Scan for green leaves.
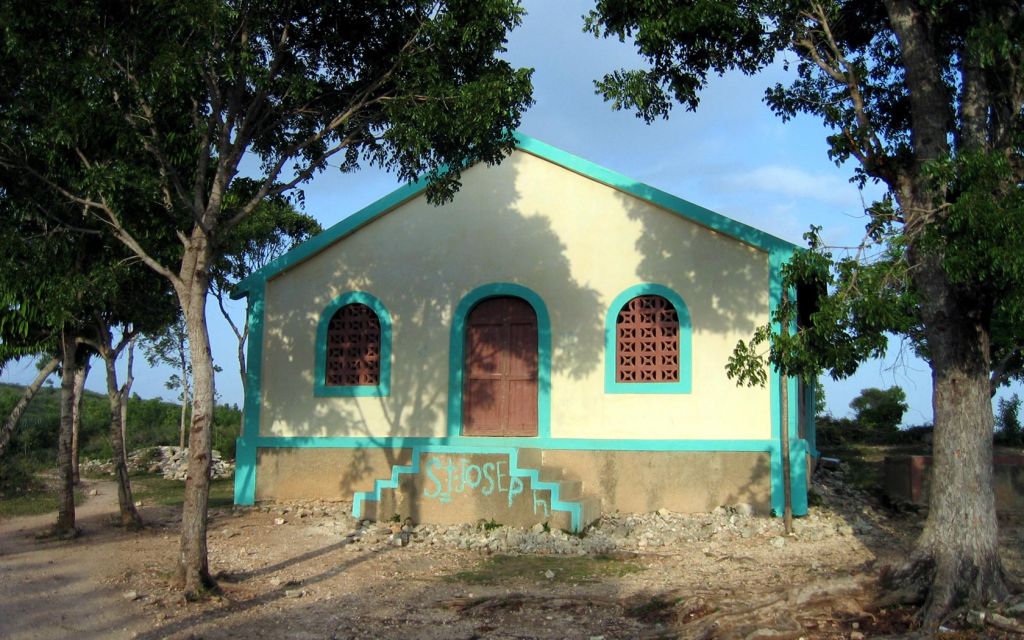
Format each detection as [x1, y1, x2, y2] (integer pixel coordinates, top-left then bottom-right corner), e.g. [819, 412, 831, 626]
[585, 0, 782, 120]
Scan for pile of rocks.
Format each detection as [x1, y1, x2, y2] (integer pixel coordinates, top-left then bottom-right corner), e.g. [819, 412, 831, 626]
[80, 446, 234, 480]
[254, 492, 875, 556]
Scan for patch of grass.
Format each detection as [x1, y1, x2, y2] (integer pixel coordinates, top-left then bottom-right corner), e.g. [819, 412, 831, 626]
[130, 475, 234, 508]
[0, 487, 85, 517]
[450, 553, 642, 584]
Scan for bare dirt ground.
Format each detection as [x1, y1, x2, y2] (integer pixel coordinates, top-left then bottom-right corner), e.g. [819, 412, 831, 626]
[1, 474, 1022, 640]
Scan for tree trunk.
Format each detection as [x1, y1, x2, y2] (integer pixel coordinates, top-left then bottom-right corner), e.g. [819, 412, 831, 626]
[879, 2, 1010, 625]
[178, 331, 190, 449]
[0, 355, 59, 460]
[71, 357, 91, 485]
[55, 333, 78, 537]
[121, 335, 136, 460]
[175, 235, 217, 599]
[102, 343, 142, 529]
[885, 217, 1010, 626]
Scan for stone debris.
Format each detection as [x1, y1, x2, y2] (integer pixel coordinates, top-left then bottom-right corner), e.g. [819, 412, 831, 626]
[80, 446, 234, 480]
[231, 457, 897, 559]
[255, 491, 882, 559]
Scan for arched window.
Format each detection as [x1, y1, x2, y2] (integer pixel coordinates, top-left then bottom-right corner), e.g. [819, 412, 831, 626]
[604, 284, 692, 394]
[326, 303, 381, 386]
[315, 292, 392, 397]
[615, 295, 679, 383]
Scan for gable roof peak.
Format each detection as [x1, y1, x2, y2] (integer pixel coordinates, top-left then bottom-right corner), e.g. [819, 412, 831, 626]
[232, 133, 797, 298]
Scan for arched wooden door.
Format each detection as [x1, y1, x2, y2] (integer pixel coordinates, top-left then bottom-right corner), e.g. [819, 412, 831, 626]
[463, 297, 538, 437]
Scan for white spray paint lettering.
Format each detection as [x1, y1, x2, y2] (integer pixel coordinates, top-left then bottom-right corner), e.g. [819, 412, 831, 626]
[422, 455, 547, 513]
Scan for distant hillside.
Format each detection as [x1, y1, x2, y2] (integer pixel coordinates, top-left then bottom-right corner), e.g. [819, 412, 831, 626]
[0, 382, 241, 463]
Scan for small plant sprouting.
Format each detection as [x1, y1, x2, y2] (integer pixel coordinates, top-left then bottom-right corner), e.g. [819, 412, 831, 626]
[476, 518, 502, 531]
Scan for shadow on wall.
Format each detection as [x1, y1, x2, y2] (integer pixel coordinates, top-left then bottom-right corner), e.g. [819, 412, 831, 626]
[257, 159, 606, 512]
[256, 155, 775, 515]
[617, 187, 769, 339]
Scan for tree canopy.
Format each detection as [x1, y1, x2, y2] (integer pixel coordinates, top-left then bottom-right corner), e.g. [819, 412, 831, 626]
[588, 0, 1023, 625]
[850, 386, 908, 432]
[1, 0, 534, 597]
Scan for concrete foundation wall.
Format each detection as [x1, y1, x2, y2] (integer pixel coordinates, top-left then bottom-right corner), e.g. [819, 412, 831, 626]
[883, 454, 1024, 512]
[256, 448, 411, 501]
[255, 447, 772, 519]
[369, 452, 558, 527]
[543, 450, 771, 514]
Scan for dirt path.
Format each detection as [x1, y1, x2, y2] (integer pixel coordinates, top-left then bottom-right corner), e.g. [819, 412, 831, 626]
[0, 479, 153, 640]
[1, 474, 1021, 638]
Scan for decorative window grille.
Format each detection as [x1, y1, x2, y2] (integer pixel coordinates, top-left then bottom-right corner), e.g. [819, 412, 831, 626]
[615, 295, 680, 383]
[325, 303, 381, 386]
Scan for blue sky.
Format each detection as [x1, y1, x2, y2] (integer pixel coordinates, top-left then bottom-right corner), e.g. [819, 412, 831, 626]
[3, 0, 1016, 425]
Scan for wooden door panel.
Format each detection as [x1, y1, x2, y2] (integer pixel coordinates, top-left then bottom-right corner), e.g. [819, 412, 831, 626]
[466, 325, 504, 377]
[463, 296, 538, 437]
[464, 379, 506, 435]
[506, 380, 538, 435]
[508, 323, 538, 377]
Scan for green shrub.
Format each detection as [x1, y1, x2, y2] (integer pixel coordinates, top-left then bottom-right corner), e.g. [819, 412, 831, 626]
[0, 456, 45, 496]
[849, 386, 908, 434]
[996, 394, 1023, 446]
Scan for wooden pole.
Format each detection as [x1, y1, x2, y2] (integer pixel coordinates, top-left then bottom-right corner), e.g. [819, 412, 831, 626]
[780, 290, 793, 535]
[781, 370, 793, 534]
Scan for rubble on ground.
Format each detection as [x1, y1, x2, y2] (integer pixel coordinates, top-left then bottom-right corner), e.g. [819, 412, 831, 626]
[245, 459, 901, 556]
[80, 446, 234, 480]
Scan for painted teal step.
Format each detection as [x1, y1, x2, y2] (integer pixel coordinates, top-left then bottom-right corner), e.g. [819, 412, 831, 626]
[351, 446, 601, 532]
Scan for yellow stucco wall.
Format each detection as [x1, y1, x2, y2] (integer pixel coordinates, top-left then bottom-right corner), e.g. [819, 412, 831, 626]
[259, 149, 771, 440]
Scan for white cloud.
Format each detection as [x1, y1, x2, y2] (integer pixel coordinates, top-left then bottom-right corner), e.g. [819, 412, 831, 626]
[730, 165, 861, 208]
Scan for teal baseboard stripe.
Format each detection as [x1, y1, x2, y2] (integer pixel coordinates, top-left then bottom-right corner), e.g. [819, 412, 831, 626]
[250, 435, 773, 452]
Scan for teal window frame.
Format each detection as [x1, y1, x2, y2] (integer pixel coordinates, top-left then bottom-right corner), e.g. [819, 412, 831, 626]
[605, 283, 692, 394]
[314, 291, 392, 397]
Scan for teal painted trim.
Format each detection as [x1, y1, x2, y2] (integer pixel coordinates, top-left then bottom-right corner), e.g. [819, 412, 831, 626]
[231, 178, 431, 298]
[446, 283, 551, 439]
[313, 291, 392, 397]
[231, 133, 798, 300]
[603, 284, 692, 394]
[234, 287, 266, 506]
[767, 247, 809, 517]
[790, 438, 809, 516]
[234, 437, 256, 506]
[768, 249, 788, 515]
[513, 133, 797, 254]
[248, 435, 772, 452]
[351, 445, 588, 531]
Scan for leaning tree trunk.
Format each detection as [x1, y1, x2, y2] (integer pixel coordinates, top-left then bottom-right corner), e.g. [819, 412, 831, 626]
[55, 333, 78, 537]
[71, 357, 91, 485]
[0, 355, 59, 459]
[102, 349, 142, 529]
[120, 335, 136, 462]
[175, 233, 217, 599]
[178, 370, 190, 449]
[887, 236, 1010, 627]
